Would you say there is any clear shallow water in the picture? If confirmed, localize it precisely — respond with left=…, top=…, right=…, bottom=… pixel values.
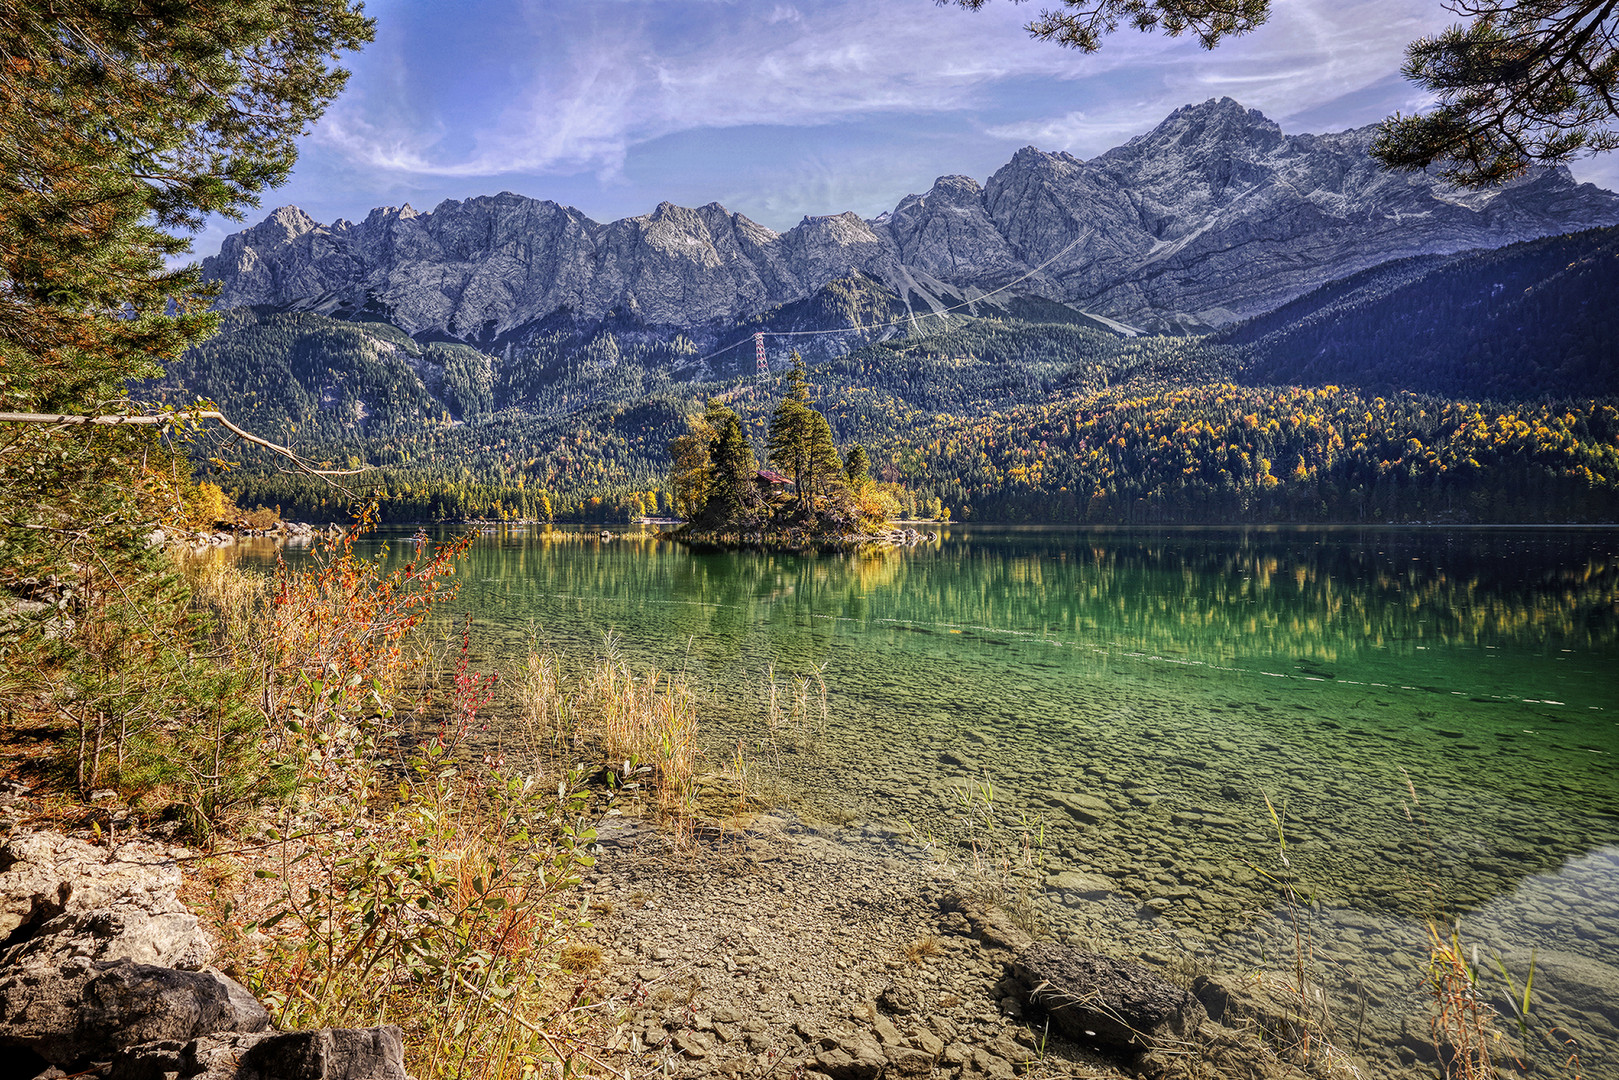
left=258, top=526, right=1619, bottom=1076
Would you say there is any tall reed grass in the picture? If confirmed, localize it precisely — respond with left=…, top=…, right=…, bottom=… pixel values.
left=508, top=631, right=706, bottom=832
left=184, top=529, right=635, bottom=1079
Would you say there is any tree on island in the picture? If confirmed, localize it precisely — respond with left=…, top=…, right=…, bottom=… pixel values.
left=703, top=404, right=768, bottom=531
left=667, top=399, right=722, bottom=520
left=943, top=0, right=1618, bottom=186
left=768, top=352, right=848, bottom=520
left=669, top=355, right=896, bottom=540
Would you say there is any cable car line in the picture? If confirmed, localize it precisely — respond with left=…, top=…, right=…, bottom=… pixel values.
left=684, top=234, right=1084, bottom=370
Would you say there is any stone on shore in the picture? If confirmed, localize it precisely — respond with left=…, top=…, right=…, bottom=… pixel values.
left=0, top=832, right=213, bottom=970
left=1010, top=942, right=1207, bottom=1050
left=0, top=831, right=408, bottom=1080
left=107, top=1027, right=408, bottom=1080
left=0, top=957, right=271, bottom=1065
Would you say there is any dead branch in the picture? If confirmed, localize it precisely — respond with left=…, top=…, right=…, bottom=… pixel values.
left=0, top=409, right=369, bottom=479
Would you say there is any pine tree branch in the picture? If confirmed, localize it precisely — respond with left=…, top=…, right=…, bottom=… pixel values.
left=0, top=409, right=369, bottom=479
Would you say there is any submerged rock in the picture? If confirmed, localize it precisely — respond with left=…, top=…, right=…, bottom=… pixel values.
left=1011, top=943, right=1206, bottom=1050
left=1046, top=870, right=1114, bottom=899
left=1050, top=793, right=1110, bottom=825
left=1192, top=971, right=1313, bottom=1054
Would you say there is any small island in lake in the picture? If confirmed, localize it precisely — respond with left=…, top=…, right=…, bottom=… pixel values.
left=666, top=352, right=936, bottom=549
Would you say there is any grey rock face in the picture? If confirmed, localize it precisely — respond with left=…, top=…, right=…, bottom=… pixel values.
left=107, top=1028, right=408, bottom=1080
left=0, top=831, right=404, bottom=1080
left=876, top=175, right=1025, bottom=284
left=1011, top=943, right=1206, bottom=1050
left=0, top=957, right=271, bottom=1066
left=0, top=832, right=213, bottom=971
left=203, top=97, right=1619, bottom=340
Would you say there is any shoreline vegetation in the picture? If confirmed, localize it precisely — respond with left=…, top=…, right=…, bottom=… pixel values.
left=3, top=515, right=1570, bottom=1080
left=5, top=516, right=736, bottom=1076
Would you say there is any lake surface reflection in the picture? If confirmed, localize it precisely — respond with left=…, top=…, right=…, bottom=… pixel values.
left=261, top=525, right=1619, bottom=1076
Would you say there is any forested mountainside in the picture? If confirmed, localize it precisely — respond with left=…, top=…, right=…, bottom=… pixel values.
left=1220, top=227, right=1619, bottom=400
left=150, top=222, right=1619, bottom=527
left=202, top=98, right=1619, bottom=344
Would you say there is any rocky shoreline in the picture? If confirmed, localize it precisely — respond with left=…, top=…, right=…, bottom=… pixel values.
left=556, top=812, right=1330, bottom=1080
left=666, top=525, right=940, bottom=554
left=0, top=816, right=405, bottom=1080
left=0, top=774, right=1339, bottom=1080
left=151, top=521, right=333, bottom=551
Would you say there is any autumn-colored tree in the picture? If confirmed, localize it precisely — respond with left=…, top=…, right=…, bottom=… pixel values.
left=668, top=399, right=729, bottom=520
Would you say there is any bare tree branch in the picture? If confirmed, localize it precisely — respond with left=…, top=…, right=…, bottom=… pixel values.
left=0, top=409, right=370, bottom=480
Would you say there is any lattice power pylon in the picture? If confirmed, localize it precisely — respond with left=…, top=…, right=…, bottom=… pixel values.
left=754, top=332, right=768, bottom=377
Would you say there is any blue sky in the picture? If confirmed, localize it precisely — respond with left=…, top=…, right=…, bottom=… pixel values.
left=192, top=0, right=1619, bottom=258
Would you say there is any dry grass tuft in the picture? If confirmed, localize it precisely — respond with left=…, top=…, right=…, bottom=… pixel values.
left=1427, top=921, right=1499, bottom=1080
left=558, top=943, right=603, bottom=972
left=512, top=633, right=705, bottom=829
left=903, top=934, right=942, bottom=964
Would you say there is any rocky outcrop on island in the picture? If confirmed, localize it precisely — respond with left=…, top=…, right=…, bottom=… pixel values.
left=0, top=830, right=404, bottom=1080
left=204, top=98, right=1619, bottom=342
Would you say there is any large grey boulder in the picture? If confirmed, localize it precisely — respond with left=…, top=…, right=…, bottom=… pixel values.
left=1010, top=943, right=1206, bottom=1051
left=240, top=1027, right=410, bottom=1080
left=0, top=832, right=213, bottom=970
left=0, top=831, right=404, bottom=1080
left=108, top=1027, right=408, bottom=1080
left=0, top=957, right=271, bottom=1066
left=4, top=904, right=214, bottom=972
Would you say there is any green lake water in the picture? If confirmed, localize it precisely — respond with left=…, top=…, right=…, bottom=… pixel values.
left=258, top=525, right=1619, bottom=1076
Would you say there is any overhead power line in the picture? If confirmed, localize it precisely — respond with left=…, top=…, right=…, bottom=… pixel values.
left=685, top=235, right=1084, bottom=369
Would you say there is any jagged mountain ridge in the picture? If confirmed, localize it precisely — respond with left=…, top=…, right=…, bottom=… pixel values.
left=205, top=97, right=1619, bottom=343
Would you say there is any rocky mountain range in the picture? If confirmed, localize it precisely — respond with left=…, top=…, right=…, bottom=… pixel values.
left=204, top=96, right=1619, bottom=342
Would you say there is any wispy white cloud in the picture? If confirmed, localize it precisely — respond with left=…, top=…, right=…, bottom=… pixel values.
left=312, top=0, right=1086, bottom=179
left=980, top=0, right=1456, bottom=157
left=200, top=0, right=1613, bottom=254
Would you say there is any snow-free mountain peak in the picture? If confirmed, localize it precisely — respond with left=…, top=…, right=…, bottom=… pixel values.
left=203, top=99, right=1619, bottom=342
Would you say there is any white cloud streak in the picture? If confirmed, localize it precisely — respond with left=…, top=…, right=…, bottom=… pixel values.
left=313, top=0, right=1097, bottom=179
left=315, top=0, right=1469, bottom=187
left=985, top=0, right=1457, bottom=156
